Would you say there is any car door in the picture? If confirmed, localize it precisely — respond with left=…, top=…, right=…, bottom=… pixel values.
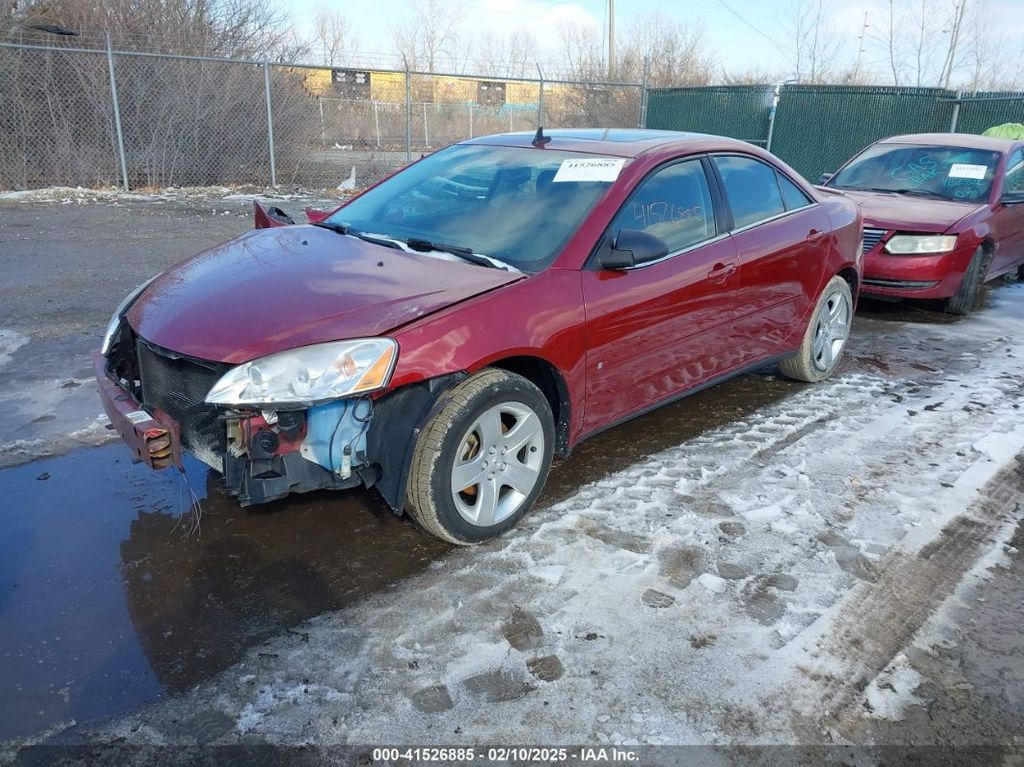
left=581, top=157, right=740, bottom=432
left=711, top=154, right=833, bottom=361
left=989, top=147, right=1024, bottom=275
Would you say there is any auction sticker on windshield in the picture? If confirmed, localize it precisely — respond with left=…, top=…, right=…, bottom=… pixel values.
left=553, top=157, right=626, bottom=183
left=948, top=163, right=988, bottom=179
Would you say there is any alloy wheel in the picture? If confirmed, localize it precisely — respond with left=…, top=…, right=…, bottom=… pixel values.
left=811, top=288, right=852, bottom=372
left=450, top=402, right=546, bottom=527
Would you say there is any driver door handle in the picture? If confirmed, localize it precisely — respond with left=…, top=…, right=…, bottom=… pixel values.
left=707, top=261, right=737, bottom=283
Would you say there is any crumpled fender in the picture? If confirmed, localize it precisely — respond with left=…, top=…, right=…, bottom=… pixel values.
left=365, top=372, right=468, bottom=512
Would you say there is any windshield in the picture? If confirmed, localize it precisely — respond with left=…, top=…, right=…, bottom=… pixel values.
left=324, top=144, right=621, bottom=271
left=829, top=143, right=1002, bottom=203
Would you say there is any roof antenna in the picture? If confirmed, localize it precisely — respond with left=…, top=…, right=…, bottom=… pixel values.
left=532, top=126, right=551, bottom=147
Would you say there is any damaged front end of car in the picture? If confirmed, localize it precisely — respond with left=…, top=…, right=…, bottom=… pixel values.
left=98, top=311, right=463, bottom=510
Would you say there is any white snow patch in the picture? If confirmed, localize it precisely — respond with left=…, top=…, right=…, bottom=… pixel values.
left=528, top=564, right=565, bottom=584
left=697, top=573, right=728, bottom=593
left=863, top=655, right=924, bottom=721
left=0, top=328, right=29, bottom=368
left=741, top=504, right=784, bottom=523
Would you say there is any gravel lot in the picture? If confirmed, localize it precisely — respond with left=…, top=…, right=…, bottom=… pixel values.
left=1, top=192, right=1022, bottom=759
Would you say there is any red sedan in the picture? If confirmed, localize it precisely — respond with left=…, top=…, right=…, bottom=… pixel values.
left=96, top=129, right=861, bottom=543
left=821, top=133, right=1024, bottom=314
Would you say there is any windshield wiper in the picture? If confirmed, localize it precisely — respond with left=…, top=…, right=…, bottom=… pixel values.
left=313, top=221, right=351, bottom=235
left=314, top=222, right=404, bottom=250
left=839, top=186, right=904, bottom=194
left=404, top=238, right=505, bottom=269
left=839, top=185, right=951, bottom=200
left=890, top=188, right=951, bottom=200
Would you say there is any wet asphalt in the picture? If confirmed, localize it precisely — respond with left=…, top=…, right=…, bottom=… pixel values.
left=0, top=365, right=802, bottom=740
left=0, top=198, right=1020, bottom=743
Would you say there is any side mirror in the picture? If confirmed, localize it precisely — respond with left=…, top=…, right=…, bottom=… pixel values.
left=817, top=172, right=834, bottom=185
left=1000, top=190, right=1024, bottom=205
left=599, top=229, right=669, bottom=270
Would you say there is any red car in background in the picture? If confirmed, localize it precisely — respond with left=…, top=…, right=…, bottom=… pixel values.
left=821, top=133, right=1024, bottom=314
left=96, top=129, right=861, bottom=544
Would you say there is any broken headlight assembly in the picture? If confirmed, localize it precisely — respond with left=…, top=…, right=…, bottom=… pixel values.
left=204, top=338, right=398, bottom=409
left=884, top=234, right=958, bottom=255
left=100, top=276, right=158, bottom=355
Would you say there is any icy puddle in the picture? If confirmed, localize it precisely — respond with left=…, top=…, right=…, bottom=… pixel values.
left=0, top=446, right=445, bottom=740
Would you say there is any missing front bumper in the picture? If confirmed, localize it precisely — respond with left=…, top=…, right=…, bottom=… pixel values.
left=94, top=351, right=184, bottom=470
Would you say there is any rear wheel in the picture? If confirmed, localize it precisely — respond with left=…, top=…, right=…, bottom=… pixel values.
left=405, top=369, right=554, bottom=545
left=779, top=275, right=853, bottom=383
left=945, top=246, right=989, bottom=316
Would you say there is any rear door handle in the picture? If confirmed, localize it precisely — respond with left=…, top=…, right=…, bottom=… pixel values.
left=806, top=228, right=824, bottom=241
left=707, top=262, right=737, bottom=283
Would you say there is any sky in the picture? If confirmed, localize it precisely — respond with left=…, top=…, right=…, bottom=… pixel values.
left=287, top=0, right=1024, bottom=84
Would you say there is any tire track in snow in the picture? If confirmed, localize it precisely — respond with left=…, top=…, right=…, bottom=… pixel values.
left=85, top=315, right=1024, bottom=747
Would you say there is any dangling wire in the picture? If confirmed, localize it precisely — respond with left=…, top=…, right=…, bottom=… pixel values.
left=172, top=466, right=205, bottom=538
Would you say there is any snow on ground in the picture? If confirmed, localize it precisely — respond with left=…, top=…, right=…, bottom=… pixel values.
left=0, top=328, right=29, bottom=368
left=91, top=287, right=1024, bottom=747
left=0, top=185, right=351, bottom=208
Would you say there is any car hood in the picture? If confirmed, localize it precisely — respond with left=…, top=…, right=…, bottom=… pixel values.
left=838, top=189, right=982, bottom=232
left=127, top=225, right=524, bottom=363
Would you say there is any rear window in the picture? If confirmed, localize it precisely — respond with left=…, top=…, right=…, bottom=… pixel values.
left=713, top=156, right=785, bottom=228
left=778, top=172, right=812, bottom=210
left=829, top=143, right=1002, bottom=203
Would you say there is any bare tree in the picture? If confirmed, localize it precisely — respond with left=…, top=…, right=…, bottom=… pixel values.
left=556, top=21, right=603, bottom=81
left=10, top=0, right=293, bottom=57
left=1, top=0, right=314, bottom=189
left=391, top=0, right=463, bottom=72
left=720, top=68, right=782, bottom=85
left=939, top=0, right=969, bottom=89
left=474, top=28, right=537, bottom=79
left=880, top=0, right=901, bottom=85
left=313, top=7, right=354, bottom=68
left=617, top=14, right=713, bottom=87
left=958, top=0, right=1021, bottom=91
left=907, top=0, right=940, bottom=86
left=779, top=0, right=844, bottom=83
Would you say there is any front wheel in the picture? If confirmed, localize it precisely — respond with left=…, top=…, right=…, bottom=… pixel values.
left=779, top=275, right=853, bottom=383
left=945, top=246, right=988, bottom=316
left=405, top=369, right=555, bottom=545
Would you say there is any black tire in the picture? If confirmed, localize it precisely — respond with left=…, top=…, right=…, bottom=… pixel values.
left=945, top=246, right=989, bottom=316
left=779, top=275, right=853, bottom=383
left=405, top=368, right=555, bottom=545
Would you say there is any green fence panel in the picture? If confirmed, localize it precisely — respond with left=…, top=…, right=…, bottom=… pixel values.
left=644, top=84, right=1023, bottom=184
left=770, top=85, right=955, bottom=181
left=956, top=92, right=1024, bottom=135
left=646, top=85, right=773, bottom=145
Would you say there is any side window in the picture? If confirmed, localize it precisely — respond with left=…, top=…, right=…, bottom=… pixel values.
left=713, top=155, right=786, bottom=229
left=608, top=159, right=717, bottom=254
left=1004, top=149, right=1024, bottom=194
left=777, top=171, right=812, bottom=210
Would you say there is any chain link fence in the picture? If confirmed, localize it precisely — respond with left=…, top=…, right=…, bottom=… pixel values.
left=11, top=37, right=1015, bottom=194
left=648, top=83, right=1024, bottom=181
left=0, top=40, right=646, bottom=192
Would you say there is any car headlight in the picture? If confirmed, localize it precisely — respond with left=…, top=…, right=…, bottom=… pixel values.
left=204, top=338, right=398, bottom=408
left=101, top=276, right=158, bottom=355
left=884, top=234, right=958, bottom=255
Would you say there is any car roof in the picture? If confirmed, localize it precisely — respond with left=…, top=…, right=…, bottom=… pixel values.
left=878, top=132, right=1016, bottom=152
left=460, top=128, right=758, bottom=158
